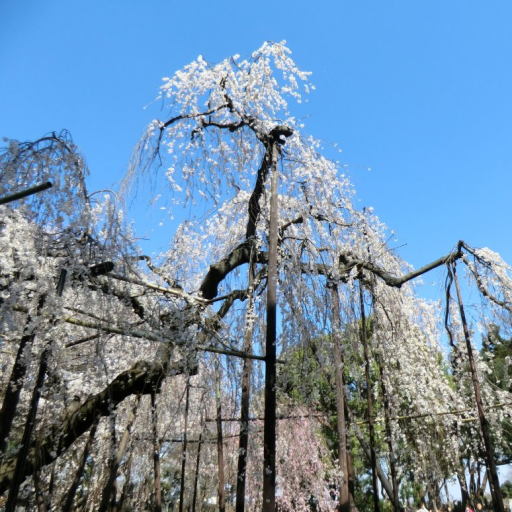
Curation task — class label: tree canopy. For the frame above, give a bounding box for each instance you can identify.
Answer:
[0,42,511,512]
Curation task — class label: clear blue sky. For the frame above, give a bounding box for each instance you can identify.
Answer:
[1,1,512,300]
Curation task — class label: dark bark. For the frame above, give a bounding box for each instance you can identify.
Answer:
[200,239,262,299]
[246,152,271,240]
[151,391,162,512]
[346,437,356,512]
[456,467,470,509]
[359,285,380,512]
[477,467,488,502]
[192,422,204,512]
[200,232,465,303]
[0,182,53,205]
[235,262,255,512]
[179,378,191,512]
[330,284,350,512]
[451,263,505,512]
[0,295,45,461]
[262,140,279,512]
[215,363,226,512]
[61,416,99,512]
[5,346,50,512]
[339,244,463,289]
[108,410,117,510]
[0,357,188,495]
[98,394,141,512]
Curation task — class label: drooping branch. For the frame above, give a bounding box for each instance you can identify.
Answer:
[460,251,512,313]
[0,357,190,495]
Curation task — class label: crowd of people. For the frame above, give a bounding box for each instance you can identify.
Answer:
[413,501,500,512]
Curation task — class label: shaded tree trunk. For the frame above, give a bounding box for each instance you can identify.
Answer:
[0,295,45,461]
[346,436,356,512]
[179,378,191,512]
[61,416,99,512]
[98,394,141,512]
[108,410,118,510]
[456,465,470,509]
[0,357,189,495]
[151,391,162,512]
[216,362,226,512]
[5,345,50,512]
[46,462,56,510]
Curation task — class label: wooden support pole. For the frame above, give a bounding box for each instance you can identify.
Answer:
[359,284,380,512]
[0,182,52,205]
[330,284,350,512]
[236,261,255,512]
[191,418,204,512]
[451,262,505,512]
[5,347,50,512]
[262,140,279,512]
[151,391,162,512]
[216,360,226,512]
[179,378,191,512]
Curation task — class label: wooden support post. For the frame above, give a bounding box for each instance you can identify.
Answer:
[451,262,505,512]
[216,360,226,512]
[236,261,255,512]
[151,391,162,512]
[5,347,50,512]
[359,284,380,512]
[0,182,52,205]
[262,140,279,512]
[330,283,351,512]
[191,417,204,512]
[179,379,191,512]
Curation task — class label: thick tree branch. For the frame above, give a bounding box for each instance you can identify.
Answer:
[246,150,272,240]
[0,358,190,495]
[337,242,463,288]
[200,239,266,299]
